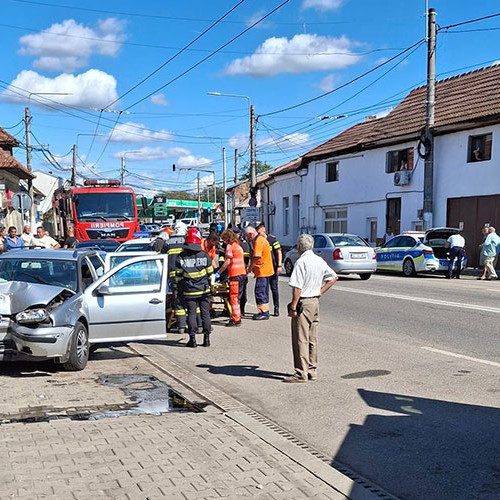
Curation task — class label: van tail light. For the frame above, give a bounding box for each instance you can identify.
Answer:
[333,248,343,260]
[372,249,377,260]
[422,250,433,256]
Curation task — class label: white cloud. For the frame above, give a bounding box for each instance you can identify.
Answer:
[225,34,361,77]
[228,133,249,150]
[110,122,173,143]
[1,69,118,108]
[246,10,272,29]
[177,154,213,168]
[191,174,215,192]
[18,18,126,72]
[302,0,342,12]
[150,93,169,106]
[112,146,190,161]
[318,74,336,92]
[258,132,311,151]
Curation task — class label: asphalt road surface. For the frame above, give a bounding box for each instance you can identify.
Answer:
[147,272,500,500]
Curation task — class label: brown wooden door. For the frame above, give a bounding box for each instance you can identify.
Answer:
[447,195,500,267]
[386,198,401,235]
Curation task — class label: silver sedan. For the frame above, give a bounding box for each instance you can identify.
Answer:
[284,233,377,280]
[0,249,169,371]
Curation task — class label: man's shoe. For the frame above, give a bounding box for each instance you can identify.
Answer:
[308,373,317,381]
[202,334,210,347]
[226,320,241,327]
[274,306,280,317]
[283,376,307,383]
[186,336,197,348]
[252,313,269,320]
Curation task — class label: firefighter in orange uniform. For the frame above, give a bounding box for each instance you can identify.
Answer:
[218,230,247,327]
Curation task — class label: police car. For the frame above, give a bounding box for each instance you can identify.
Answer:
[376,229,466,277]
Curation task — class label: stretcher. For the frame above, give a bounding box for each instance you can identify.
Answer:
[210,281,232,316]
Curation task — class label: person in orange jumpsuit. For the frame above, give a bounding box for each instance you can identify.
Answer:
[219,230,247,327]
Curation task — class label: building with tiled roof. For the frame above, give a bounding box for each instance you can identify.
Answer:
[260,64,500,260]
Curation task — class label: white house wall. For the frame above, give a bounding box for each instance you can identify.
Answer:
[433,124,500,226]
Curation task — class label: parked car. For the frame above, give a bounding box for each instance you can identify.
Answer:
[76,239,120,252]
[116,237,156,253]
[376,229,467,277]
[284,233,377,280]
[0,249,169,371]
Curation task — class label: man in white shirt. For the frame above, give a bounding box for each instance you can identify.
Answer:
[445,231,466,279]
[20,225,33,247]
[32,226,61,249]
[286,234,338,383]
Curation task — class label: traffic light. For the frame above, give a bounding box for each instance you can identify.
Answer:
[172,163,176,172]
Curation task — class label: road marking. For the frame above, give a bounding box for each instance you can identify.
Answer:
[421,347,500,367]
[334,286,500,314]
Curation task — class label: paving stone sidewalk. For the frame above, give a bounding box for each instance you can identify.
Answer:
[0,347,350,500]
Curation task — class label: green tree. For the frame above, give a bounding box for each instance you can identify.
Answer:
[159,190,196,201]
[239,160,272,181]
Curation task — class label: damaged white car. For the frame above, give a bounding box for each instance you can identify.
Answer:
[0,249,169,371]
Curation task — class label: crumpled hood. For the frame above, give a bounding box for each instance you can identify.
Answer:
[0,281,71,315]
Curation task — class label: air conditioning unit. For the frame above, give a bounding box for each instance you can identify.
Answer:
[394,171,411,186]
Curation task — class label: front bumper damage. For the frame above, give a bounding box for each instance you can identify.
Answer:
[0,318,74,362]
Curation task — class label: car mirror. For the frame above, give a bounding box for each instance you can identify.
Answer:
[96,284,112,296]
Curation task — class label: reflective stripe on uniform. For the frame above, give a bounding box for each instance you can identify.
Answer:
[167,248,183,255]
[183,269,208,279]
[183,288,211,297]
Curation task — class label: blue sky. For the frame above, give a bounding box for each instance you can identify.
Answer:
[1,0,500,196]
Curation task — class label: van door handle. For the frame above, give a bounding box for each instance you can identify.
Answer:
[149,298,163,304]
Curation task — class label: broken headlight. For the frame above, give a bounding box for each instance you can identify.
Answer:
[16,308,49,325]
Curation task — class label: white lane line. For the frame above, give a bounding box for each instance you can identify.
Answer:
[334,286,500,314]
[421,347,500,367]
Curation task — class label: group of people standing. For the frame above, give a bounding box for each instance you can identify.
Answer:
[0,224,62,252]
[156,220,283,348]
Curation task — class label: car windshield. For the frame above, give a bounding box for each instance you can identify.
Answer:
[117,243,152,252]
[0,258,78,291]
[74,192,135,222]
[329,235,368,247]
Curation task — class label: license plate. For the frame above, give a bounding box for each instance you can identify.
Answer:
[350,253,367,259]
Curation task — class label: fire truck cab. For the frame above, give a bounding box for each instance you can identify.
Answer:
[52,179,140,243]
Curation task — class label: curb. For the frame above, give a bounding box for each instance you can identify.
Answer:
[129,342,400,500]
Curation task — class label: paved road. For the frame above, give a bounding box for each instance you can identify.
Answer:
[150,273,500,500]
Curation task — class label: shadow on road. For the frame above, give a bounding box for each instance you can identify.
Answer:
[337,389,500,500]
[196,363,288,380]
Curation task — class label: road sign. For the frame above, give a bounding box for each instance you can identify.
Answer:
[11,192,32,214]
[243,207,259,223]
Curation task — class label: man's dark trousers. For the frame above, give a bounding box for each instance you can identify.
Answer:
[448,247,464,278]
[269,272,279,310]
[254,277,270,316]
[185,295,211,335]
[239,276,248,314]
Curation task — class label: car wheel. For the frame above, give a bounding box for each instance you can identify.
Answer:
[402,258,416,277]
[359,273,371,280]
[284,259,294,277]
[62,321,89,371]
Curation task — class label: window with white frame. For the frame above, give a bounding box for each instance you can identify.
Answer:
[283,197,290,235]
[324,208,347,233]
[326,162,339,182]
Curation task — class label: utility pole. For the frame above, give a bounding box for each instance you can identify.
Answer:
[250,105,256,189]
[71,144,77,186]
[423,7,436,230]
[233,148,238,224]
[120,156,125,185]
[222,147,228,225]
[197,172,201,222]
[24,107,36,226]
[234,148,239,184]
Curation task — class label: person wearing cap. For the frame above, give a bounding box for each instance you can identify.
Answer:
[218,230,247,327]
[245,226,274,320]
[173,227,213,347]
[256,223,282,316]
[167,222,188,333]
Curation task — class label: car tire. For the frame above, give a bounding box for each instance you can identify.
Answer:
[62,321,89,371]
[284,259,294,277]
[359,273,371,280]
[402,258,416,277]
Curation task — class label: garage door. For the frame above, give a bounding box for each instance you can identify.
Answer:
[447,195,500,267]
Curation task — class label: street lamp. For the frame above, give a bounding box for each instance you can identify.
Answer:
[207,91,256,190]
[76,132,104,149]
[121,150,142,185]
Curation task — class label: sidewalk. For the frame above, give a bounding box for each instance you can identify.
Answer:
[0,346,382,500]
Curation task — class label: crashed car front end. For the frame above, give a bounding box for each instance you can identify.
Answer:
[0,282,82,363]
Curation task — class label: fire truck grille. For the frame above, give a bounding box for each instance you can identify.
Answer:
[86,228,130,239]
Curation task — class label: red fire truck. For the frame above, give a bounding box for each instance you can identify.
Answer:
[52,179,141,242]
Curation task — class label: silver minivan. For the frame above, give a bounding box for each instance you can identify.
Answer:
[284,233,377,280]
